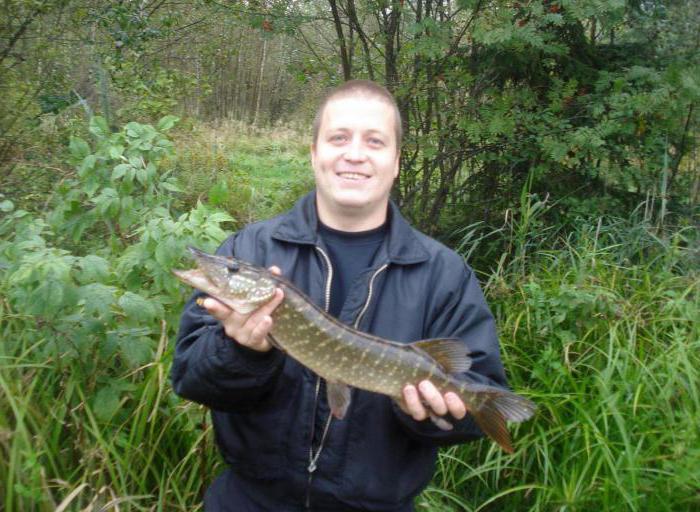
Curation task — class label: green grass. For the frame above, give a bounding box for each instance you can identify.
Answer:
[0,123,698,510]
[420,217,699,511]
[168,120,314,224]
[0,306,222,510]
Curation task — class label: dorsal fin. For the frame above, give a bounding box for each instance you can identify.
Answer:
[411,338,472,374]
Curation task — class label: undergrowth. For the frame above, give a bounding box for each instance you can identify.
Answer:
[420,200,699,511]
[0,118,697,511]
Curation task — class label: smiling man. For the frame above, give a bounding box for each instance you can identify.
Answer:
[172,80,508,511]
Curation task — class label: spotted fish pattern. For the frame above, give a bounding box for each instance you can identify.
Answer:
[174,247,536,453]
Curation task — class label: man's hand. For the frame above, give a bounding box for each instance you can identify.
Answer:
[400,380,468,422]
[199,266,284,352]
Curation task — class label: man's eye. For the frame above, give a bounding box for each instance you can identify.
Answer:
[330,134,347,142]
[368,138,385,146]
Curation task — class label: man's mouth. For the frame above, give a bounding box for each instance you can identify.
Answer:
[336,172,370,181]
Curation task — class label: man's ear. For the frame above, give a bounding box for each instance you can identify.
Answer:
[393,152,400,178]
[310,143,316,167]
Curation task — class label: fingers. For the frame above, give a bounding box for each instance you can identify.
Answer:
[401,381,468,422]
[418,381,448,416]
[444,391,467,420]
[401,385,428,421]
[200,297,232,322]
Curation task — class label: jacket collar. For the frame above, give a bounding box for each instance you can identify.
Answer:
[272,191,430,265]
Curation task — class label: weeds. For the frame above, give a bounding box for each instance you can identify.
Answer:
[421,211,699,511]
[1,119,698,510]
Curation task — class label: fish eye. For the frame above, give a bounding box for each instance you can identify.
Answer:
[225,261,239,274]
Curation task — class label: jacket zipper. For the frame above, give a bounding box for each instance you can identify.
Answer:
[305,246,334,510]
[304,252,389,509]
[354,264,388,329]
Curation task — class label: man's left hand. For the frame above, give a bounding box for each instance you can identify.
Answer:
[400,380,467,421]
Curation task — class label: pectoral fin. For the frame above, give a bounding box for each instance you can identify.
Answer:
[327,381,352,419]
[410,338,472,374]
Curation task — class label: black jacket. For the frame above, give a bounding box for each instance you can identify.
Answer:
[171,192,508,511]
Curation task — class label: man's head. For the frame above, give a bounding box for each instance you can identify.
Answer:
[311,80,402,231]
[312,80,402,149]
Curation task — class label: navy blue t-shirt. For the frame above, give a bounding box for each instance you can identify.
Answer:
[318,221,387,318]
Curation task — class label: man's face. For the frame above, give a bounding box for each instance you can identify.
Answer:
[311,95,399,222]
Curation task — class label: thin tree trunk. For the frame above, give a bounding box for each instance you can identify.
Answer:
[667,102,695,195]
[329,0,352,80]
[253,37,268,126]
[346,0,374,80]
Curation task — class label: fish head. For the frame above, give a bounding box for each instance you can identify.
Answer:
[174,247,277,314]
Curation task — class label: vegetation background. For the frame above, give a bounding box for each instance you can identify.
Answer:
[1,0,698,510]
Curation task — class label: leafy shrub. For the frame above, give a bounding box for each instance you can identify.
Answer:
[0,117,234,509]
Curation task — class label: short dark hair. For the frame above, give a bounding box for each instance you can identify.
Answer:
[312,80,402,149]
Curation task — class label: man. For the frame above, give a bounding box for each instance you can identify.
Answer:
[172,80,508,511]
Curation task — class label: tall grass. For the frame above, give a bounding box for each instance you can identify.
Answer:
[0,307,222,510]
[167,120,314,222]
[420,205,699,511]
[1,124,697,510]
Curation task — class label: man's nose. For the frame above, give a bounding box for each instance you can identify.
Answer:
[344,137,367,162]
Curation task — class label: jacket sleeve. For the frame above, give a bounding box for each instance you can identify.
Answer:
[170,235,285,412]
[393,261,508,446]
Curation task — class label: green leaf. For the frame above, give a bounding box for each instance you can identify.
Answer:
[0,199,14,212]
[109,145,125,159]
[27,279,65,316]
[112,163,131,180]
[94,188,119,216]
[125,122,142,138]
[157,115,179,132]
[92,385,121,422]
[160,180,182,193]
[76,255,111,283]
[69,137,90,160]
[119,292,158,322]
[78,283,117,316]
[78,154,97,177]
[118,336,153,367]
[89,116,110,138]
[154,237,178,267]
[136,168,148,185]
[208,180,228,207]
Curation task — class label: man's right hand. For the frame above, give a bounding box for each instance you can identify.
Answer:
[199,266,285,352]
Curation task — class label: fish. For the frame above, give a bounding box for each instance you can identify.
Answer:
[173,247,535,453]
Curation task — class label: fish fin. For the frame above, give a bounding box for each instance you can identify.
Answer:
[327,381,352,420]
[472,401,514,453]
[464,386,536,453]
[410,338,472,374]
[464,384,537,423]
[429,414,454,431]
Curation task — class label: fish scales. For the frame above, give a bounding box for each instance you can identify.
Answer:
[279,291,445,399]
[174,247,536,453]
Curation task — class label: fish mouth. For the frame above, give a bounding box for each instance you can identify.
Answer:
[172,267,249,312]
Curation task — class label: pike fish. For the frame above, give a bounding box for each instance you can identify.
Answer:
[174,247,535,453]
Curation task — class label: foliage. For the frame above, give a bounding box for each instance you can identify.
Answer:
[0,117,234,510]
[1,120,698,510]
[421,211,699,511]
[168,120,314,221]
[1,0,700,509]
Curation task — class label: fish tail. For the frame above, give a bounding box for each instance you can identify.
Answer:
[461,385,536,454]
